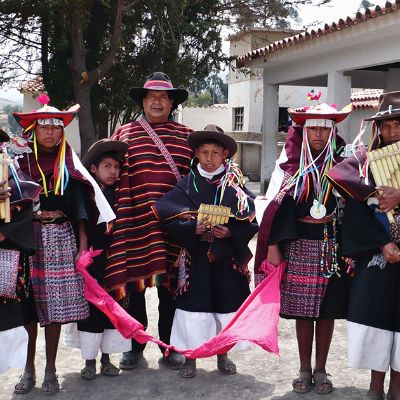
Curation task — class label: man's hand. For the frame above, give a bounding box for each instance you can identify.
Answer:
[380,242,400,264]
[211,224,231,239]
[0,180,11,202]
[377,186,400,213]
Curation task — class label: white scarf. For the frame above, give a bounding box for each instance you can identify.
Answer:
[197,163,225,179]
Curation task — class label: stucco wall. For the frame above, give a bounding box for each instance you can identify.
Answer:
[180,106,231,131]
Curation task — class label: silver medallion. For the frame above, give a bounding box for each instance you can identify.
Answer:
[310,199,326,219]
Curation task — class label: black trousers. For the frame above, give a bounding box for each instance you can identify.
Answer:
[124,285,176,354]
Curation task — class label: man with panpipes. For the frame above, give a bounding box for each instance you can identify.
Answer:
[328,91,400,400]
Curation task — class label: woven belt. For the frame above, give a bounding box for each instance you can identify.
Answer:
[33,210,66,221]
[298,214,334,224]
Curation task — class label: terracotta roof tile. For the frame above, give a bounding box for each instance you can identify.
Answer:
[237,1,400,67]
[18,76,45,93]
[351,89,382,109]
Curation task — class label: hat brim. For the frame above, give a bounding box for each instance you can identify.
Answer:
[129,87,188,110]
[82,140,129,169]
[365,110,400,122]
[0,129,10,142]
[13,104,80,129]
[188,130,238,158]
[289,110,351,126]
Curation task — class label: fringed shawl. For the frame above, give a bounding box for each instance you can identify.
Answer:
[254,125,346,285]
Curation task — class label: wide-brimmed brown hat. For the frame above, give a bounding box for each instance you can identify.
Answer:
[81,139,128,169]
[188,124,237,158]
[365,90,400,122]
[129,72,188,111]
[289,103,352,126]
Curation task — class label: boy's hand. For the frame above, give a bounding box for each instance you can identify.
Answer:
[380,242,400,264]
[211,224,231,238]
[196,218,210,235]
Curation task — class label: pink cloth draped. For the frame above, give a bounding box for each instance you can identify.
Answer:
[76,249,284,358]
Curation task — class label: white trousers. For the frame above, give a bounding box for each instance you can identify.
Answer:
[64,323,131,360]
[348,321,400,372]
[0,326,28,374]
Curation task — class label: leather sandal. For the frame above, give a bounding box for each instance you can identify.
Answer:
[80,365,96,380]
[217,355,237,375]
[179,359,196,378]
[364,390,385,400]
[313,369,333,395]
[14,373,36,394]
[41,375,60,396]
[100,362,120,377]
[292,369,312,394]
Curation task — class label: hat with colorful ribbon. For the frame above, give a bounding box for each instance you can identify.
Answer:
[289,103,352,126]
[13,94,79,130]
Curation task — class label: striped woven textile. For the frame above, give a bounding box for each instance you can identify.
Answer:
[104,120,192,296]
[280,238,330,319]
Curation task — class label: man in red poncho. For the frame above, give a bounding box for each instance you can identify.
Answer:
[105,72,192,369]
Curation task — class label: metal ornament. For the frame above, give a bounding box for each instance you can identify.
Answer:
[310,199,326,219]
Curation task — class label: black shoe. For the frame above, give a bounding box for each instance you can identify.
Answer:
[119,350,144,370]
[159,351,185,370]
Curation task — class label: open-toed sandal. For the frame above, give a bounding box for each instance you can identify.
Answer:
[217,355,237,375]
[100,362,120,377]
[41,375,60,396]
[313,369,333,395]
[14,373,36,394]
[179,359,196,378]
[365,390,385,400]
[80,365,96,380]
[292,369,312,394]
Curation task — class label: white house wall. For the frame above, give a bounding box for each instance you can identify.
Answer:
[180,106,231,131]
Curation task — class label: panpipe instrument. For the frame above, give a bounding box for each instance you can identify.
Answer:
[197,203,231,226]
[366,141,400,223]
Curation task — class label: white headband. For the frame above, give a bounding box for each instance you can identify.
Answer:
[304,119,334,128]
[37,118,64,127]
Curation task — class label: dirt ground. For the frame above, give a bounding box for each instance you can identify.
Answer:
[0,236,377,400]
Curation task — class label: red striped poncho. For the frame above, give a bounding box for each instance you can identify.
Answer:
[104,120,192,297]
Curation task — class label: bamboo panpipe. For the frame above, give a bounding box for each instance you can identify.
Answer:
[197,203,231,226]
[0,153,11,223]
[367,141,400,223]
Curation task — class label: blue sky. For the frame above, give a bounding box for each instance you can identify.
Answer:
[0,0,374,103]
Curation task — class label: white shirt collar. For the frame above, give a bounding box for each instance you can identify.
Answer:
[197,163,225,179]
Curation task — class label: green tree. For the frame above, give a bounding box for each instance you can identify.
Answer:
[0,0,331,153]
[358,0,375,10]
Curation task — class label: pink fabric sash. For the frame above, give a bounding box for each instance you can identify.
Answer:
[76,249,284,358]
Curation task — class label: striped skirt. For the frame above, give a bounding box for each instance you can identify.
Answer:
[280,238,330,319]
[30,221,89,326]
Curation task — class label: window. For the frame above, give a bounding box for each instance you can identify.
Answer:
[233,107,244,131]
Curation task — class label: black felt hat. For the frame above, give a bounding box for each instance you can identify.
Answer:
[129,72,188,111]
[81,139,128,169]
[365,91,400,122]
[188,124,237,158]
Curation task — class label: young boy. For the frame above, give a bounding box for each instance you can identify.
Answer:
[64,139,131,380]
[152,124,258,378]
